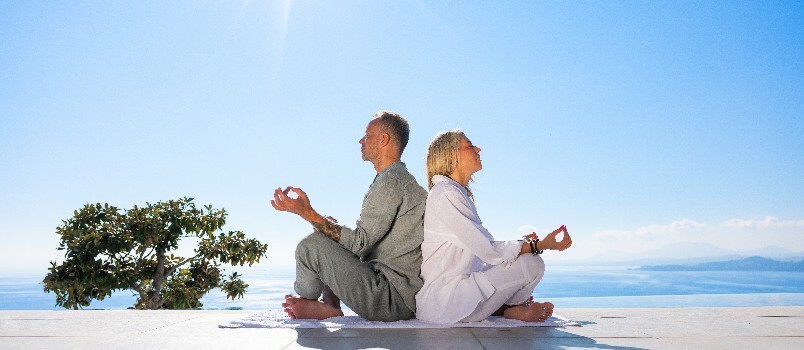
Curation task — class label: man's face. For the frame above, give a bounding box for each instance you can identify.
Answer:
[359,120,382,162]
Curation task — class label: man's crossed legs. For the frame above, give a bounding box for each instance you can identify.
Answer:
[283,232,414,322]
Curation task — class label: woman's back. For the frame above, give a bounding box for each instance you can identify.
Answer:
[416,175,515,323]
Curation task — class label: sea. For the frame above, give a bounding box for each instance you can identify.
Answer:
[2,266,803,310]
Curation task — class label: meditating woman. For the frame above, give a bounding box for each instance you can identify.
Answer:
[415,130,573,324]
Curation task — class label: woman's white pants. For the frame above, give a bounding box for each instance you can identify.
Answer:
[460,254,545,322]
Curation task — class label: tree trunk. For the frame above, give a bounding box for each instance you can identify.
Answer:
[145,292,163,310]
[69,289,78,310]
[146,250,167,310]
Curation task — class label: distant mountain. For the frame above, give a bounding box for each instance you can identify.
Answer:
[613,255,745,267]
[741,246,804,260]
[577,243,804,266]
[581,242,741,266]
[637,256,804,272]
[641,242,737,259]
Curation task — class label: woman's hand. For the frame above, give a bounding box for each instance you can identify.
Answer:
[539,225,572,251]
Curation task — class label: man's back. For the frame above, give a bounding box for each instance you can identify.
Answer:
[273,111,424,321]
[338,161,427,312]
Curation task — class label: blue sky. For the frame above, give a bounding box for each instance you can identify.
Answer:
[1,1,802,275]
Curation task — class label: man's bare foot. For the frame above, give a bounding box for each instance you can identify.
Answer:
[282,295,344,320]
[282,294,297,318]
[503,302,554,322]
[321,285,341,310]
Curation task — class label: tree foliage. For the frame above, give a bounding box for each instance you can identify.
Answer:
[43,197,268,310]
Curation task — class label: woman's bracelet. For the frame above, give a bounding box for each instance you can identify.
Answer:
[523,237,543,255]
[532,239,543,255]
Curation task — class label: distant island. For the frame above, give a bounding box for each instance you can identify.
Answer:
[637,256,804,272]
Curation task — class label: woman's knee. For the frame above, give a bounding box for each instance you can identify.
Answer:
[518,254,545,282]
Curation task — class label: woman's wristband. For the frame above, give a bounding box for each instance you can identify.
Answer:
[522,236,544,255]
[532,239,543,255]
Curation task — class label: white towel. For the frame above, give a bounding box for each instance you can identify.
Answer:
[219,310,579,329]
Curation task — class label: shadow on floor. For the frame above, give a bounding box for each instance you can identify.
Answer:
[290,327,649,350]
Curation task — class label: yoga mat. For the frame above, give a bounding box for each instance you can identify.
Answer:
[220,310,579,329]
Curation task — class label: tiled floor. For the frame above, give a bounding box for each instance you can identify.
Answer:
[1,306,802,349]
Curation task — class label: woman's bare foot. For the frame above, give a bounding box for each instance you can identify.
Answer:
[282,295,344,320]
[542,302,554,318]
[503,302,554,322]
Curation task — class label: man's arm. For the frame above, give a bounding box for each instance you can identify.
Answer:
[270,186,343,241]
[309,215,342,241]
[337,177,404,256]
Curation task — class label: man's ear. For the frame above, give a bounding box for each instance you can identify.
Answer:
[379,132,391,147]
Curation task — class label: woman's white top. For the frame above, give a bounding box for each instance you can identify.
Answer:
[415,175,523,323]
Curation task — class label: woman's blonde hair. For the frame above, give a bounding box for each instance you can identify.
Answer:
[426,129,467,190]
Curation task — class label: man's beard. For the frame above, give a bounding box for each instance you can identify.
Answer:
[361,147,375,162]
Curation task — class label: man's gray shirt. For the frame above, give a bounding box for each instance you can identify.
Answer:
[338,161,426,312]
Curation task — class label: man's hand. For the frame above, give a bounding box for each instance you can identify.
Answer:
[271,186,314,221]
[270,186,343,241]
[540,225,572,251]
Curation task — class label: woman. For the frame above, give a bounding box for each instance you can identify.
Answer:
[415,130,572,324]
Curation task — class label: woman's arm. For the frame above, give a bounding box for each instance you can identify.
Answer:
[432,190,522,265]
[519,225,573,254]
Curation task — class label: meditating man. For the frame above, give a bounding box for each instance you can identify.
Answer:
[270,111,427,321]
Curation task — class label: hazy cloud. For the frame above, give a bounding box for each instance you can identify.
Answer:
[517,225,538,235]
[593,219,707,243]
[633,219,708,239]
[579,216,804,260]
[722,216,804,229]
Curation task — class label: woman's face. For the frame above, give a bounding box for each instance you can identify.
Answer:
[457,135,482,176]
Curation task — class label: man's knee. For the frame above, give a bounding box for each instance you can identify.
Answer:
[294,232,337,299]
[295,231,330,260]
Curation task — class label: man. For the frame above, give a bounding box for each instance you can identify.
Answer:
[271,111,426,321]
